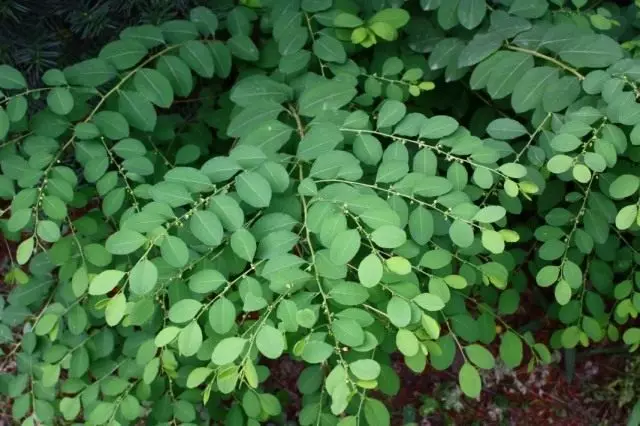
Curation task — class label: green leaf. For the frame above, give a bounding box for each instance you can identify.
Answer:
[409,206,434,245]
[313,35,346,63]
[156,56,194,97]
[616,205,638,230]
[190,211,224,246]
[329,229,361,265]
[155,326,180,347]
[235,171,272,208]
[178,321,203,357]
[385,256,412,275]
[36,220,60,243]
[46,88,74,115]
[190,7,218,35]
[209,297,236,334]
[486,118,527,140]
[180,40,215,78]
[547,154,574,174]
[458,363,481,398]
[212,337,247,365]
[228,35,260,61]
[334,13,364,28]
[358,254,383,288]
[105,293,126,326]
[420,115,459,139]
[473,206,506,223]
[332,318,364,346]
[499,331,523,368]
[0,65,27,89]
[16,237,34,265]
[256,325,285,358]
[509,0,547,18]
[161,20,198,43]
[559,35,623,68]
[106,229,147,255]
[130,259,158,295]
[481,230,505,254]
[150,182,193,207]
[298,81,357,117]
[118,90,157,131]
[121,25,165,48]
[554,280,572,305]
[349,359,381,381]
[464,344,495,369]
[413,293,445,311]
[457,0,486,30]
[368,8,410,29]
[363,398,391,426]
[88,270,125,295]
[302,340,334,363]
[377,100,406,128]
[64,58,116,87]
[371,225,406,248]
[99,40,148,70]
[93,111,130,140]
[609,175,640,200]
[210,41,232,78]
[133,68,174,108]
[230,229,256,262]
[169,299,202,323]
[487,52,533,100]
[387,296,411,327]
[458,32,502,68]
[449,220,474,248]
[161,236,189,268]
[329,281,369,306]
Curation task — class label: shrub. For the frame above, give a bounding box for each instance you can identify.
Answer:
[0,0,640,425]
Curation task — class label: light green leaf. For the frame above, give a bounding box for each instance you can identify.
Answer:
[371,225,406,248]
[358,254,383,288]
[349,359,381,381]
[256,325,285,358]
[413,293,445,311]
[609,174,639,200]
[459,363,481,398]
[212,337,247,365]
[88,270,125,295]
[169,299,202,323]
[209,297,236,335]
[464,344,495,369]
[130,259,158,295]
[106,229,147,255]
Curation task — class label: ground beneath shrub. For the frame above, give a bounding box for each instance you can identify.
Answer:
[264,350,632,426]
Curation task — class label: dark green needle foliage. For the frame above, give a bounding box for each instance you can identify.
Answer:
[0,0,640,424]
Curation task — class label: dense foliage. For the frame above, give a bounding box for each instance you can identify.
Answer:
[1,0,640,424]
